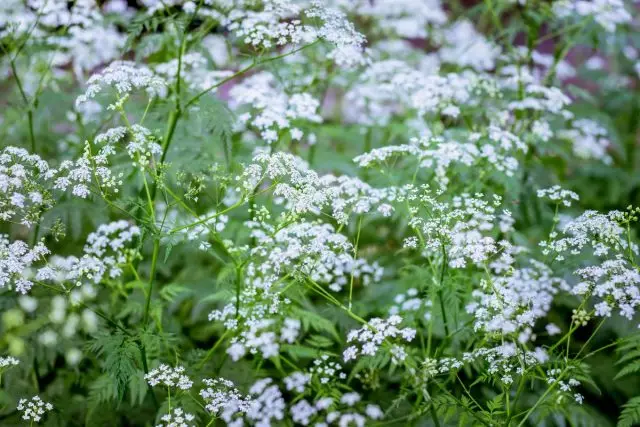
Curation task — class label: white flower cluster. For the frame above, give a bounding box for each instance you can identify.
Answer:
[439,20,501,71]
[283,371,310,393]
[406,128,525,186]
[238,151,394,224]
[219,0,365,68]
[156,407,195,427]
[547,368,584,404]
[309,355,347,385]
[203,378,285,427]
[74,220,141,284]
[436,343,549,385]
[224,0,315,50]
[537,186,580,207]
[200,378,252,424]
[575,259,640,319]
[0,235,49,294]
[506,84,572,116]
[154,52,234,93]
[306,1,367,68]
[389,288,432,321]
[0,356,19,369]
[95,125,162,168]
[248,221,382,292]
[145,364,193,390]
[407,190,504,268]
[17,395,53,423]
[55,142,123,198]
[210,304,301,361]
[344,58,527,137]
[543,210,631,258]
[343,315,416,364]
[0,146,57,225]
[1,0,124,78]
[543,209,640,323]
[558,119,612,164]
[553,0,631,32]
[76,61,167,107]
[467,262,569,340]
[230,72,322,144]
[290,392,384,426]
[349,0,447,39]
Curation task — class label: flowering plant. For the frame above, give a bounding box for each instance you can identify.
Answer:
[1,0,640,426]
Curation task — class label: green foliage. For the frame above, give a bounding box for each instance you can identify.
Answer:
[618,397,640,427]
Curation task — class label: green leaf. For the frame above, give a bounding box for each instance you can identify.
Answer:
[304,334,335,348]
[291,307,341,341]
[160,283,192,301]
[129,369,148,407]
[282,344,323,361]
[618,396,640,427]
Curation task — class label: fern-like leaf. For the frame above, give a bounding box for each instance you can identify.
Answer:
[618,397,640,427]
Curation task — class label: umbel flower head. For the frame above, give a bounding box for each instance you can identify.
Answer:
[17,396,53,423]
[145,364,193,390]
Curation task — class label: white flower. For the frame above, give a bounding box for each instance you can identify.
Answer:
[17,396,53,423]
[156,407,196,427]
[76,61,167,107]
[145,364,193,390]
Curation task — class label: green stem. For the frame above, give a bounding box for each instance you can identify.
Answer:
[143,239,161,327]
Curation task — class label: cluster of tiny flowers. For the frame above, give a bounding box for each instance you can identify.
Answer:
[558,119,612,164]
[389,288,433,322]
[354,128,526,188]
[200,378,252,424]
[435,343,550,385]
[574,259,640,320]
[210,304,301,362]
[0,0,124,78]
[243,378,286,426]
[348,0,447,39]
[305,1,367,68]
[0,146,57,225]
[546,368,584,404]
[230,72,321,144]
[537,186,580,207]
[439,20,501,71]
[156,407,195,427]
[76,61,167,107]
[0,356,19,369]
[50,220,141,286]
[467,262,569,340]
[237,151,394,224]
[290,391,384,426]
[54,142,124,198]
[94,125,162,168]
[247,220,382,292]
[154,52,234,93]
[552,0,631,32]
[406,190,502,268]
[17,396,53,423]
[283,371,310,393]
[0,235,49,294]
[145,364,193,390]
[309,355,347,385]
[224,0,314,50]
[343,315,416,364]
[542,210,631,259]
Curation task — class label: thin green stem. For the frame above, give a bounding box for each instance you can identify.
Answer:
[143,239,161,327]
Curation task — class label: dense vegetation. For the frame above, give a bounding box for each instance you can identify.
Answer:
[1,0,640,426]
